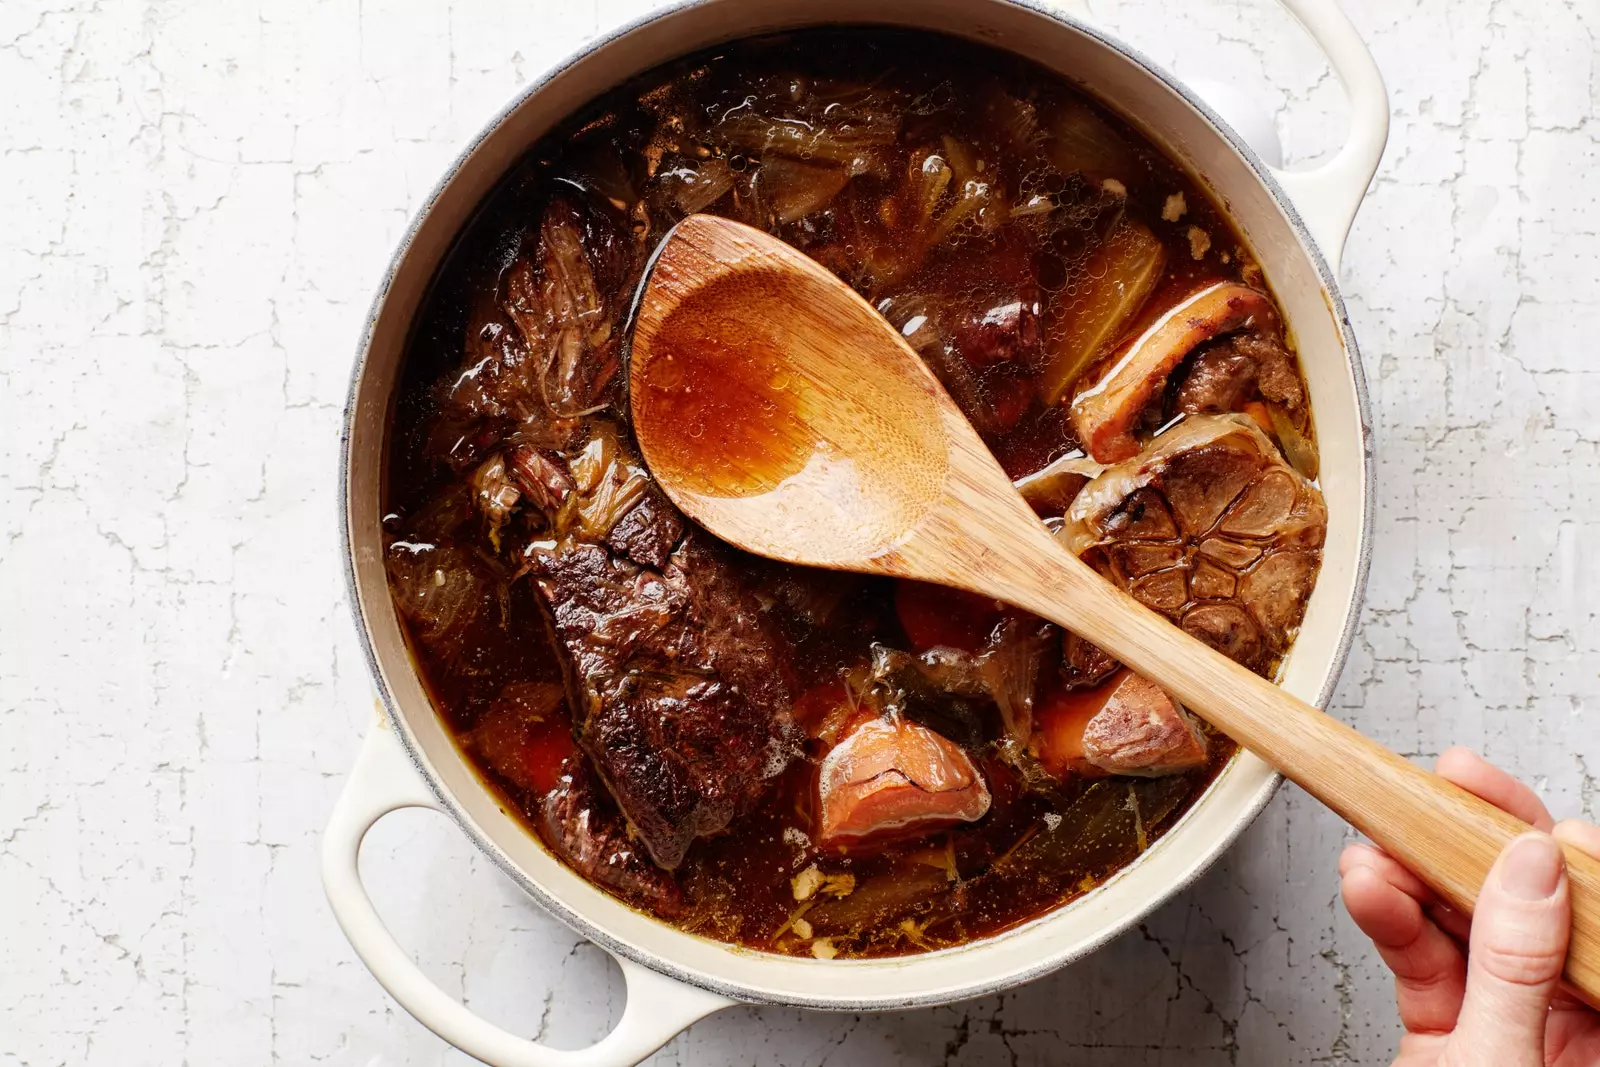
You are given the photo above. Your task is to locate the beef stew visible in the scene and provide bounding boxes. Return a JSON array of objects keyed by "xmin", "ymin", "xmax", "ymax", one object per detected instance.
[{"xmin": 382, "ymin": 30, "xmax": 1324, "ymax": 959}]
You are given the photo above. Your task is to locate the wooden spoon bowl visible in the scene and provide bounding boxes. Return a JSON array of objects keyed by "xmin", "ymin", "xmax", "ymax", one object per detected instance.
[
  {"xmin": 628, "ymin": 214, "xmax": 1600, "ymax": 1004},
  {"xmin": 630, "ymin": 254, "xmax": 949, "ymax": 562}
]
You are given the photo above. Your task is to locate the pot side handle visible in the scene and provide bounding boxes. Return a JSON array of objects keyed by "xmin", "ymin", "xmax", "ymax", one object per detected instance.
[
  {"xmin": 322, "ymin": 724, "xmax": 734, "ymax": 1067},
  {"xmin": 1049, "ymin": 0, "xmax": 1388, "ymax": 274},
  {"xmin": 1268, "ymin": 0, "xmax": 1389, "ymax": 273}
]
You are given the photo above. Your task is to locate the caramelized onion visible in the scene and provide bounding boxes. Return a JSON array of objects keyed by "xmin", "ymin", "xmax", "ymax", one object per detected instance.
[
  {"xmin": 1044, "ymin": 100, "xmax": 1139, "ymax": 186},
  {"xmin": 1013, "ymin": 451, "xmax": 1104, "ymax": 516},
  {"xmin": 1266, "ymin": 401, "xmax": 1320, "ymax": 481},
  {"xmin": 660, "ymin": 158, "xmax": 735, "ymax": 214},
  {"xmin": 754, "ymin": 156, "xmax": 850, "ymax": 223},
  {"xmin": 1041, "ymin": 220, "xmax": 1165, "ymax": 405},
  {"xmin": 386, "ymin": 540, "xmax": 495, "ymax": 644},
  {"xmin": 976, "ymin": 617, "xmax": 1053, "ymax": 745}
]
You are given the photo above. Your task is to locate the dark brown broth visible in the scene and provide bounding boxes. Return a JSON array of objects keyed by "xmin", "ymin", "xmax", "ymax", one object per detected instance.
[
  {"xmin": 383, "ymin": 29, "xmax": 1290, "ymax": 959},
  {"xmin": 633, "ymin": 272, "xmax": 821, "ymax": 499}
]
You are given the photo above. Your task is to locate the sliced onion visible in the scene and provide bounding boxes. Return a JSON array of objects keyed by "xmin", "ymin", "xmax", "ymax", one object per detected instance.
[
  {"xmin": 573, "ymin": 145, "xmax": 637, "ymax": 208},
  {"xmin": 1044, "ymin": 100, "xmax": 1138, "ymax": 186},
  {"xmin": 556, "ymin": 421, "xmax": 650, "ymax": 539},
  {"xmin": 662, "ymin": 157, "xmax": 735, "ymax": 214},
  {"xmin": 386, "ymin": 539, "xmax": 492, "ymax": 644},
  {"xmin": 1040, "ymin": 220, "xmax": 1165, "ymax": 405},
  {"xmin": 754, "ymin": 156, "xmax": 850, "ymax": 224},
  {"xmin": 715, "ymin": 109, "xmax": 900, "ymax": 165},
  {"xmin": 929, "ymin": 136, "xmax": 1004, "ymax": 243},
  {"xmin": 1266, "ymin": 401, "xmax": 1320, "ymax": 481},
  {"xmin": 940, "ymin": 135, "xmax": 982, "ymax": 187},
  {"xmin": 982, "ymin": 86, "xmax": 1040, "ymax": 153},
  {"xmin": 873, "ymin": 618, "xmax": 1052, "ymax": 748},
  {"xmin": 905, "ymin": 147, "xmax": 952, "ymax": 235},
  {"xmin": 1013, "ymin": 451, "xmax": 1104, "ymax": 515},
  {"xmin": 977, "ymin": 617, "xmax": 1052, "ymax": 746}
]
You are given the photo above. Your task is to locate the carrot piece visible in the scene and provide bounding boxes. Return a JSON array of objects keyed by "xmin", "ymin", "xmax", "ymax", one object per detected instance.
[
  {"xmin": 816, "ymin": 717, "xmax": 991, "ymax": 849},
  {"xmin": 1030, "ymin": 674, "xmax": 1124, "ymax": 778},
  {"xmin": 894, "ymin": 579, "xmax": 1002, "ymax": 653},
  {"xmin": 1241, "ymin": 399, "xmax": 1275, "ymax": 436},
  {"xmin": 515, "ymin": 721, "xmax": 577, "ymax": 796}
]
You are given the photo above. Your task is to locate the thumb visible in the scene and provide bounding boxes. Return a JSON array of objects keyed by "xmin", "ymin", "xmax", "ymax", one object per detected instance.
[{"xmin": 1447, "ymin": 832, "xmax": 1571, "ymax": 1066}]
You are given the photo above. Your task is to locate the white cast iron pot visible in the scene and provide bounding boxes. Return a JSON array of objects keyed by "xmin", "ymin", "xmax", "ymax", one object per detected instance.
[{"xmin": 324, "ymin": 1, "xmax": 1388, "ymax": 1063}]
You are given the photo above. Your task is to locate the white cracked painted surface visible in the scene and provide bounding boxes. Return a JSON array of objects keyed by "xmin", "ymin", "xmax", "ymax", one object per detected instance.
[{"xmin": 3, "ymin": 0, "xmax": 1597, "ymax": 1063}]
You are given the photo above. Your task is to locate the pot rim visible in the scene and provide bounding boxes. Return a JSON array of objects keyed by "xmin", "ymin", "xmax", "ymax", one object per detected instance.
[{"xmin": 337, "ymin": 0, "xmax": 1374, "ymax": 1010}]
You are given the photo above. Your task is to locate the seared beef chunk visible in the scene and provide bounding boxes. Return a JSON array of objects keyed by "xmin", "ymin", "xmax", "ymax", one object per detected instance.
[
  {"xmin": 943, "ymin": 234, "xmax": 1043, "ymax": 370},
  {"xmin": 540, "ymin": 761, "xmax": 685, "ymax": 916},
  {"xmin": 1175, "ymin": 342, "xmax": 1258, "ymax": 415},
  {"xmin": 1175, "ymin": 333, "xmax": 1305, "ymax": 416},
  {"xmin": 1061, "ymin": 630, "xmax": 1119, "ymax": 689},
  {"xmin": 527, "ymin": 531, "xmax": 798, "ymax": 869},
  {"xmin": 879, "ymin": 229, "xmax": 1043, "ymax": 437},
  {"xmin": 605, "ymin": 491, "xmax": 685, "ymax": 570},
  {"xmin": 444, "ymin": 222, "xmax": 802, "ymax": 876}
]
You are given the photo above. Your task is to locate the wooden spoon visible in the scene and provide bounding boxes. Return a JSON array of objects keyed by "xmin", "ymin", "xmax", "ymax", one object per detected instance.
[{"xmin": 626, "ymin": 214, "xmax": 1600, "ymax": 1003}]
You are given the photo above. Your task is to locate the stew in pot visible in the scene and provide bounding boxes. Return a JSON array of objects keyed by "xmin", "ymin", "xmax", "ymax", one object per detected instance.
[{"xmin": 382, "ymin": 30, "xmax": 1325, "ymax": 959}]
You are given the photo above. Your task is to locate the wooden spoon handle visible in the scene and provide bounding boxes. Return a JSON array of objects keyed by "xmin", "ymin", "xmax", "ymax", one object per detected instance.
[{"xmin": 955, "ymin": 524, "xmax": 1600, "ymax": 1007}]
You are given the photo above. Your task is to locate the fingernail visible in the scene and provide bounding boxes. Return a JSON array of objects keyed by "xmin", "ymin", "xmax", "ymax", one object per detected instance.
[{"xmin": 1498, "ymin": 833, "xmax": 1564, "ymax": 900}]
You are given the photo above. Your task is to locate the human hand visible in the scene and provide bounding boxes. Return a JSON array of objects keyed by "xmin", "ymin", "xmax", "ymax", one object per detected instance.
[{"xmin": 1339, "ymin": 747, "xmax": 1600, "ymax": 1066}]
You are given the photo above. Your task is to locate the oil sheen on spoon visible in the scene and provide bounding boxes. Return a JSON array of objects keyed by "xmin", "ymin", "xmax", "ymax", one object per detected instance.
[
  {"xmin": 633, "ymin": 274, "xmax": 815, "ymax": 498},
  {"xmin": 631, "ymin": 266, "xmax": 949, "ymax": 563}
]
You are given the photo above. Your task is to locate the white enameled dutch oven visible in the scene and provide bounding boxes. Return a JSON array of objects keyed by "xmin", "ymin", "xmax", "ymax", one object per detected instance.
[{"xmin": 324, "ymin": 1, "xmax": 1389, "ymax": 1062}]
